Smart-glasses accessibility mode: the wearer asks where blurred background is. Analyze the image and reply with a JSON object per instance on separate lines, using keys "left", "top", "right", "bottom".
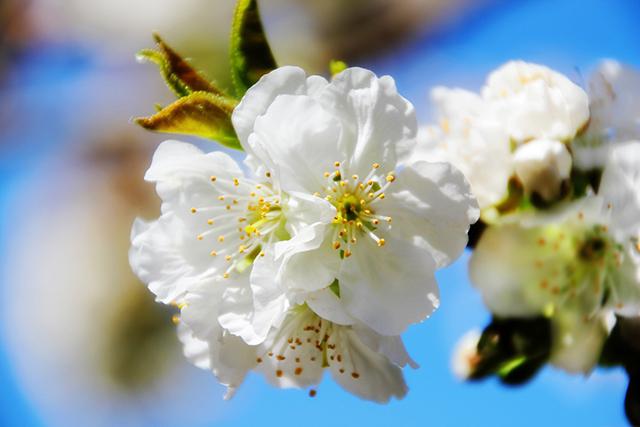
{"left": 1, "top": 0, "right": 639, "bottom": 426}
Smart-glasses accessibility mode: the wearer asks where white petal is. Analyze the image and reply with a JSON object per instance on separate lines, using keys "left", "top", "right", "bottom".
{"left": 317, "top": 67, "right": 417, "bottom": 175}
{"left": 129, "top": 216, "right": 214, "bottom": 304}
{"left": 549, "top": 311, "right": 608, "bottom": 374}
{"left": 145, "top": 140, "right": 243, "bottom": 204}
{"left": 328, "top": 327, "right": 408, "bottom": 403}
{"left": 250, "top": 94, "right": 346, "bottom": 193}
{"left": 338, "top": 236, "right": 439, "bottom": 335}
{"left": 306, "top": 288, "right": 355, "bottom": 326}
{"left": 385, "top": 160, "right": 479, "bottom": 268}
{"left": 469, "top": 224, "right": 550, "bottom": 316}
{"left": 177, "top": 322, "right": 211, "bottom": 370}
{"left": 231, "top": 66, "right": 309, "bottom": 146}
{"left": 598, "top": 141, "right": 640, "bottom": 238}
{"left": 588, "top": 60, "right": 640, "bottom": 141}
{"left": 352, "top": 323, "right": 418, "bottom": 369}
{"left": 243, "top": 252, "right": 291, "bottom": 345}
{"left": 177, "top": 320, "right": 256, "bottom": 399}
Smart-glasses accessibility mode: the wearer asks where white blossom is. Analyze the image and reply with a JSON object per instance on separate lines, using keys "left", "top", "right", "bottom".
{"left": 130, "top": 65, "right": 479, "bottom": 400}
{"left": 469, "top": 142, "right": 640, "bottom": 372}
{"left": 483, "top": 61, "right": 590, "bottom": 142}
{"left": 230, "top": 66, "right": 479, "bottom": 337}
{"left": 451, "top": 329, "right": 481, "bottom": 380}
{"left": 411, "top": 88, "right": 512, "bottom": 210}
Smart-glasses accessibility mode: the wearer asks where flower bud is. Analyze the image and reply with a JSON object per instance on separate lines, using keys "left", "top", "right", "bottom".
{"left": 513, "top": 139, "right": 572, "bottom": 201}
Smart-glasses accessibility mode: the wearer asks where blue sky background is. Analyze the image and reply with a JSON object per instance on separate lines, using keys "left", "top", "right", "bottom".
{"left": 1, "top": 0, "right": 639, "bottom": 425}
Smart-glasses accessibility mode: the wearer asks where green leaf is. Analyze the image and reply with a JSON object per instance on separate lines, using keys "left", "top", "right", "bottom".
{"left": 134, "top": 92, "right": 241, "bottom": 150}
{"left": 329, "top": 279, "right": 341, "bottom": 298}
{"left": 137, "top": 33, "right": 225, "bottom": 98}
{"left": 230, "top": 0, "right": 277, "bottom": 97}
{"left": 329, "top": 60, "right": 348, "bottom": 76}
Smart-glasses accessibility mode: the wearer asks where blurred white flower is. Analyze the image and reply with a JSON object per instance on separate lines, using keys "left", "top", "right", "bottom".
{"left": 483, "top": 61, "right": 590, "bottom": 142}
{"left": 415, "top": 61, "right": 588, "bottom": 213}
{"left": 451, "top": 329, "right": 481, "bottom": 380}
{"left": 513, "top": 139, "right": 572, "bottom": 201}
{"left": 411, "top": 88, "right": 512, "bottom": 210}
{"left": 574, "top": 61, "right": 640, "bottom": 170}
{"left": 589, "top": 60, "right": 640, "bottom": 142}
{"left": 469, "top": 142, "right": 640, "bottom": 372}
{"left": 232, "top": 66, "right": 479, "bottom": 336}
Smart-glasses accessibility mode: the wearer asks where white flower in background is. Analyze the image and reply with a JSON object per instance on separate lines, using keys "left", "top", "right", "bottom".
{"left": 231, "top": 66, "right": 479, "bottom": 337}
{"left": 469, "top": 142, "right": 640, "bottom": 373}
{"left": 451, "top": 329, "right": 481, "bottom": 380}
{"left": 411, "top": 88, "right": 512, "bottom": 210}
{"left": 589, "top": 60, "right": 640, "bottom": 141}
{"left": 574, "top": 61, "right": 640, "bottom": 170}
{"left": 513, "top": 139, "right": 572, "bottom": 201}
{"left": 483, "top": 61, "right": 590, "bottom": 142}
{"left": 414, "top": 61, "right": 588, "bottom": 213}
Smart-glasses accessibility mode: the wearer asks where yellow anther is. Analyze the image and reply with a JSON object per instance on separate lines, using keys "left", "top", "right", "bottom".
{"left": 218, "top": 235, "right": 225, "bottom": 242}
{"left": 191, "top": 207, "right": 197, "bottom": 214}
{"left": 386, "top": 216, "right": 392, "bottom": 223}
{"left": 266, "top": 171, "right": 272, "bottom": 178}
{"left": 377, "top": 238, "right": 386, "bottom": 247}
{"left": 378, "top": 193, "right": 385, "bottom": 199}
{"left": 238, "top": 217, "right": 246, "bottom": 222}
{"left": 313, "top": 192, "right": 320, "bottom": 197}
{"left": 226, "top": 205, "right": 231, "bottom": 210}
{"left": 197, "top": 235, "right": 204, "bottom": 241}
{"left": 223, "top": 273, "right": 230, "bottom": 279}
{"left": 250, "top": 192, "right": 256, "bottom": 197}
{"left": 225, "top": 255, "right": 232, "bottom": 262}
{"left": 210, "top": 250, "right": 217, "bottom": 256}
{"left": 372, "top": 219, "right": 379, "bottom": 225}
{"left": 334, "top": 161, "right": 341, "bottom": 168}
{"left": 256, "top": 184, "right": 262, "bottom": 189}
{"left": 259, "top": 251, "right": 265, "bottom": 257}
{"left": 352, "top": 175, "right": 358, "bottom": 180}
{"left": 233, "top": 199, "right": 238, "bottom": 205}
{"left": 386, "top": 174, "right": 395, "bottom": 183}
{"left": 233, "top": 178, "right": 240, "bottom": 186}
{"left": 218, "top": 196, "right": 225, "bottom": 201}
{"left": 368, "top": 192, "right": 375, "bottom": 198}
{"left": 172, "top": 314, "right": 180, "bottom": 325}
{"left": 344, "top": 249, "right": 352, "bottom": 258}
{"left": 333, "top": 241, "right": 341, "bottom": 250}
{"left": 372, "top": 163, "right": 380, "bottom": 169}
{"left": 324, "top": 172, "right": 330, "bottom": 178}
{"left": 210, "top": 176, "right": 217, "bottom": 182}
{"left": 360, "top": 199, "right": 366, "bottom": 205}
{"left": 207, "top": 219, "right": 214, "bottom": 225}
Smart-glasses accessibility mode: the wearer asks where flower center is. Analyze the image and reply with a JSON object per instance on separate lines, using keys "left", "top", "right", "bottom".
{"left": 532, "top": 220, "right": 625, "bottom": 315}
{"left": 316, "top": 161, "right": 395, "bottom": 258}
{"left": 190, "top": 172, "right": 286, "bottom": 279}
{"left": 255, "top": 307, "right": 363, "bottom": 381}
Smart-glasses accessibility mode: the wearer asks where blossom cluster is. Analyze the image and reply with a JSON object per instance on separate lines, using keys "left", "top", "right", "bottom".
{"left": 421, "top": 61, "right": 640, "bottom": 377}
{"left": 130, "top": 66, "right": 479, "bottom": 401}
